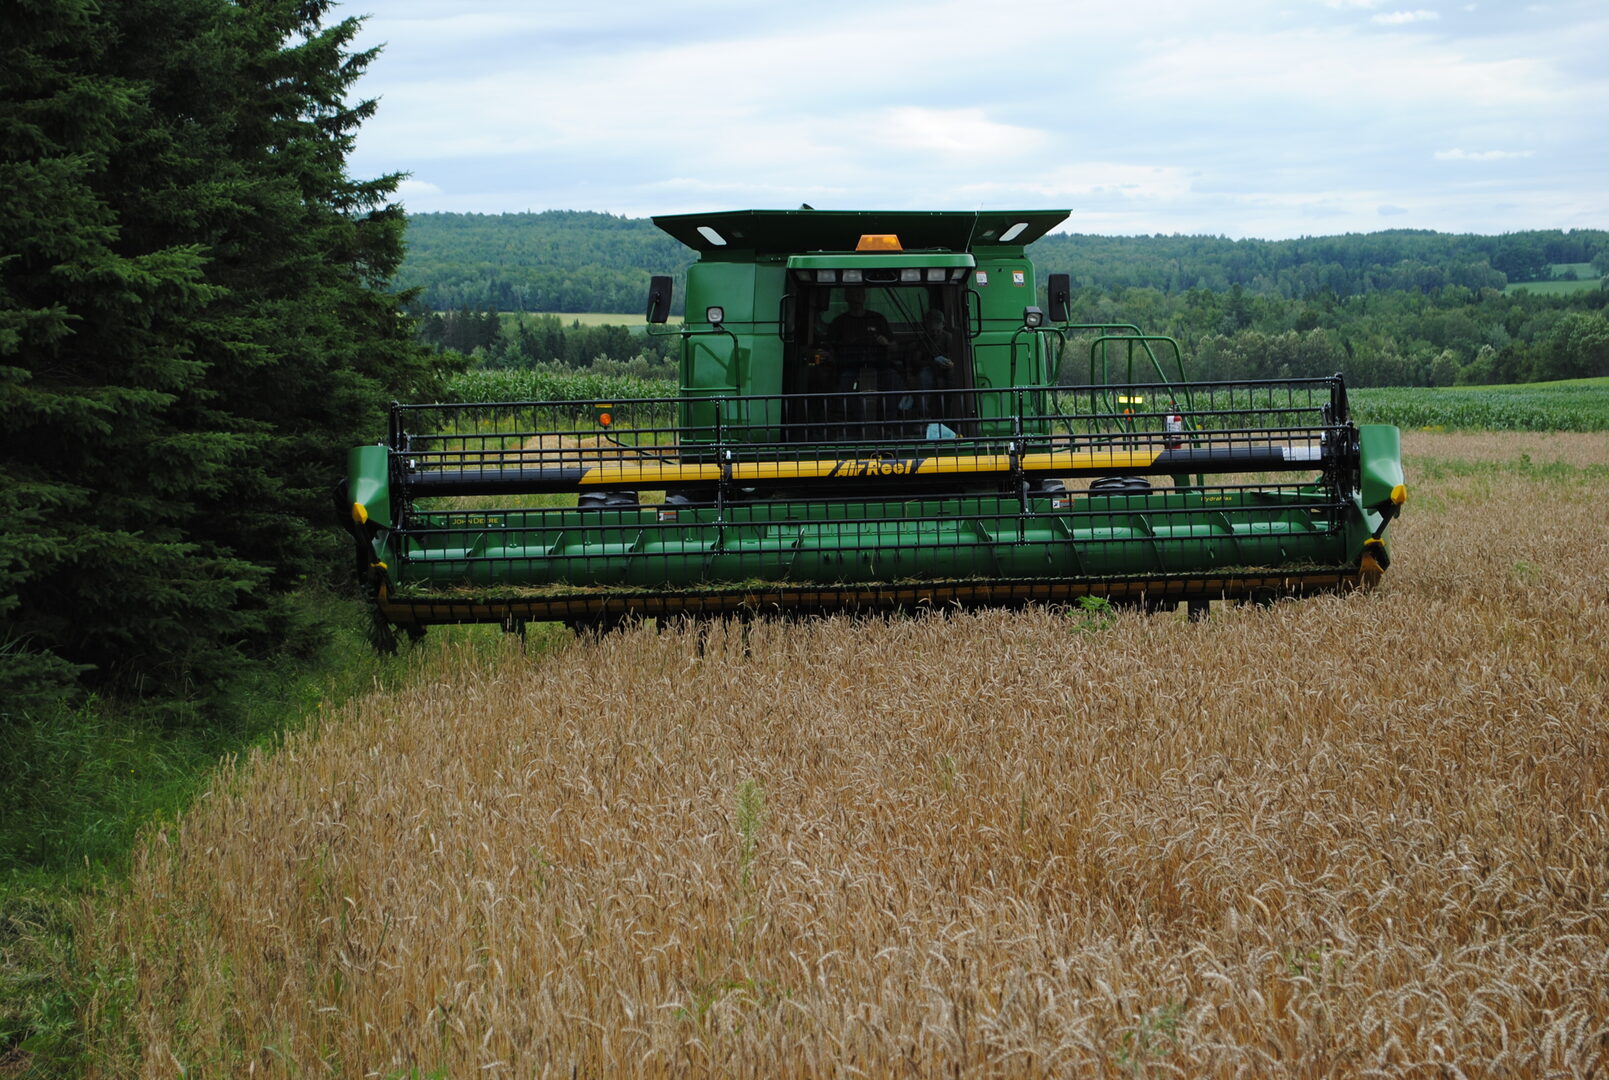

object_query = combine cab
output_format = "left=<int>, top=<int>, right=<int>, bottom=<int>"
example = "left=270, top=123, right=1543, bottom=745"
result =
left=343, top=209, right=1405, bottom=638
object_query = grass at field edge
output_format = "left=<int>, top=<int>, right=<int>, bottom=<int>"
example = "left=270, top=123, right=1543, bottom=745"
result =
left=0, top=592, right=561, bottom=1077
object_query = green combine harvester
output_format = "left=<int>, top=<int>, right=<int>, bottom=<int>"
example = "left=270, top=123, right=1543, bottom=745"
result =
left=342, top=209, right=1406, bottom=638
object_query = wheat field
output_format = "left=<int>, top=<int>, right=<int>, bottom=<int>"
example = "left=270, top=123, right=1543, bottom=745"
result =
left=85, top=433, right=1609, bottom=1077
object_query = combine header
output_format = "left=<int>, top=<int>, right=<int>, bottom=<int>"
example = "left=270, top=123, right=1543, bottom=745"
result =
left=343, top=210, right=1405, bottom=637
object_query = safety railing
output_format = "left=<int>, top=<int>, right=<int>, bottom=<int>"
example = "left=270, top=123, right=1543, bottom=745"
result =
left=388, top=377, right=1349, bottom=498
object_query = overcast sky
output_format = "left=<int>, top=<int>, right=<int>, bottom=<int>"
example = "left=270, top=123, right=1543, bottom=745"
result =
left=334, top=0, right=1608, bottom=240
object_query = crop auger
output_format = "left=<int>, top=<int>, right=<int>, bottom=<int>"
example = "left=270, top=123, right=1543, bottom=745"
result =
left=342, top=209, right=1405, bottom=642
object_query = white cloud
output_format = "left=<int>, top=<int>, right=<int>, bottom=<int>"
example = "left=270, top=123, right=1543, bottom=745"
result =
left=880, top=108, right=1046, bottom=158
left=960, top=163, right=1196, bottom=203
left=1372, top=9, right=1441, bottom=23
left=1129, top=26, right=1559, bottom=110
left=1434, top=148, right=1535, bottom=160
left=649, top=178, right=849, bottom=200
left=395, top=179, right=443, bottom=198
left=375, top=12, right=553, bottom=44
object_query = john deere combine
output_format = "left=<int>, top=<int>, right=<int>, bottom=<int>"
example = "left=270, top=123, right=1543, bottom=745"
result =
left=342, top=209, right=1405, bottom=636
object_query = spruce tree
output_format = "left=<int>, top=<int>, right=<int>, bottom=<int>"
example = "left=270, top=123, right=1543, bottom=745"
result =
left=1, top=0, right=443, bottom=713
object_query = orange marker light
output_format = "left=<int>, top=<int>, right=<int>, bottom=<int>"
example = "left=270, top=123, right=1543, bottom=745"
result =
left=855, top=234, right=902, bottom=252
left=598, top=411, right=613, bottom=427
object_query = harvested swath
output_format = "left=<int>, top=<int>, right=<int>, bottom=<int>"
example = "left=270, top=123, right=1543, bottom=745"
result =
left=86, top=441, right=1609, bottom=1078
left=1403, top=430, right=1608, bottom=467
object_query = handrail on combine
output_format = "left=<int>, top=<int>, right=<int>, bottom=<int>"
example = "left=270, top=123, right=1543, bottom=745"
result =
left=680, top=325, right=743, bottom=390
left=1049, top=322, right=1145, bottom=378
left=1084, top=335, right=1190, bottom=440
left=1087, top=334, right=1186, bottom=391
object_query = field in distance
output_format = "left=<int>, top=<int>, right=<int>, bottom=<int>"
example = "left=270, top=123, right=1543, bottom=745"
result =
left=1504, top=262, right=1605, bottom=296
left=83, top=430, right=1609, bottom=1077
left=497, top=311, right=677, bottom=330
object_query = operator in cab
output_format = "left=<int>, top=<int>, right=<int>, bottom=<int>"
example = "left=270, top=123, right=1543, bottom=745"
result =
left=828, top=285, right=892, bottom=395
left=900, top=307, right=957, bottom=420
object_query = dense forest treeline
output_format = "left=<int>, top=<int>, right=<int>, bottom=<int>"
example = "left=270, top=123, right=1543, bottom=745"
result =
left=395, top=210, right=691, bottom=313
left=399, top=212, right=1609, bottom=386
left=421, top=309, right=677, bottom=377
left=1031, top=228, right=1609, bottom=295
left=399, top=210, right=1609, bottom=313
left=1056, top=283, right=1609, bottom=386
left=423, top=285, right=1608, bottom=388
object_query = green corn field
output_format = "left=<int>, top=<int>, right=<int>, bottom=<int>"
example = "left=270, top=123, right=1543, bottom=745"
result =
left=444, top=370, right=1609, bottom=433
left=1350, top=378, right=1609, bottom=431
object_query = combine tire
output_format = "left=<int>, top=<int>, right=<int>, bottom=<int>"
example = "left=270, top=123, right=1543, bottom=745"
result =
left=578, top=490, right=641, bottom=509
left=1090, top=476, right=1153, bottom=493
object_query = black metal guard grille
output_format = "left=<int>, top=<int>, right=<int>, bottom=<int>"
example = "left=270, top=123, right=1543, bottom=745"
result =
left=387, top=377, right=1349, bottom=496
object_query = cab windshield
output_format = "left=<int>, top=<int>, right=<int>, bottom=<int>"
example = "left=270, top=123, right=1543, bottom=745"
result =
left=783, top=280, right=973, bottom=440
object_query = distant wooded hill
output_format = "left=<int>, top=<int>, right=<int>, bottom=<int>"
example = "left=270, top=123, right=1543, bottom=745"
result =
left=398, top=211, right=1609, bottom=387
left=396, top=210, right=1609, bottom=313
left=395, top=211, right=690, bottom=313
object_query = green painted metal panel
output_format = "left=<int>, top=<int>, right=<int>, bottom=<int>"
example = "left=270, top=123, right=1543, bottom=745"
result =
left=685, top=261, right=760, bottom=325
left=386, top=487, right=1355, bottom=594
left=347, top=444, right=391, bottom=528
left=1359, top=424, right=1405, bottom=507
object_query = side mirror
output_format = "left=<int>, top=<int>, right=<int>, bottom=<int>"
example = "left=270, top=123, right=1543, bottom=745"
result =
left=645, top=275, right=674, bottom=324
left=1046, top=273, right=1071, bottom=323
